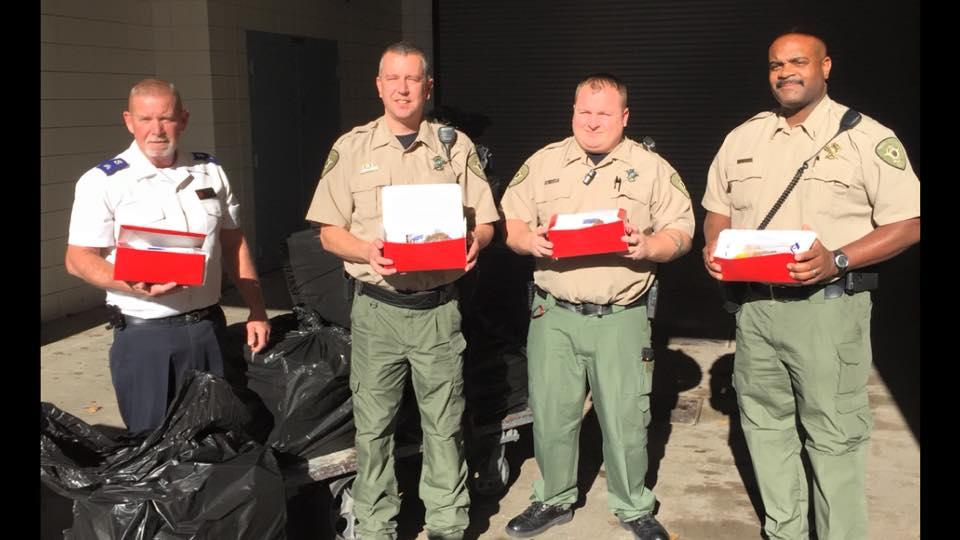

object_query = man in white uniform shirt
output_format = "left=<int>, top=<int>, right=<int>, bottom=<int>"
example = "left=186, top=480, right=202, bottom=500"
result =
left=65, top=78, right=270, bottom=436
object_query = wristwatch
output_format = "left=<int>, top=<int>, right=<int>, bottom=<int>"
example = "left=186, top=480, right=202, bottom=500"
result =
left=833, top=249, right=849, bottom=274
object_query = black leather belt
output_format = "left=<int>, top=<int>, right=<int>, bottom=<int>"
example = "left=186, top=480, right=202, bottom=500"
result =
left=355, top=281, right=456, bottom=310
left=121, top=305, right=217, bottom=328
left=535, top=286, right=646, bottom=316
left=746, top=282, right=845, bottom=301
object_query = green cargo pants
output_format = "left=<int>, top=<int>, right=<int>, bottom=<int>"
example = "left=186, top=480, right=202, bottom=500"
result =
left=349, top=293, right=470, bottom=540
left=527, top=290, right=657, bottom=521
left=735, top=287, right=873, bottom=540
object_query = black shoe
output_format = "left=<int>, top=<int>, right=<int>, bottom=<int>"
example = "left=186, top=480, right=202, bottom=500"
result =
left=622, top=514, right=669, bottom=540
left=504, top=502, right=573, bottom=538
left=426, top=533, right=463, bottom=540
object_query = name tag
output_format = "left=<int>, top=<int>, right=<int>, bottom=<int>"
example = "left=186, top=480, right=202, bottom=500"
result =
left=195, top=188, right=216, bottom=200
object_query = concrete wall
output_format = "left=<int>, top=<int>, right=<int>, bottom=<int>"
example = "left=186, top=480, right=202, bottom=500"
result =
left=41, top=0, right=431, bottom=322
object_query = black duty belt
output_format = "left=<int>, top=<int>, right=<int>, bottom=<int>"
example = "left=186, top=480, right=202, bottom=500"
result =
left=535, top=286, right=646, bottom=317
left=111, top=305, right=218, bottom=329
left=746, top=282, right=845, bottom=301
left=354, top=281, right=457, bottom=310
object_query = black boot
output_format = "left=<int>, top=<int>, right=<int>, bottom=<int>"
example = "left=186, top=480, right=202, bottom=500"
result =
left=621, top=514, right=669, bottom=540
left=504, top=502, right=573, bottom=538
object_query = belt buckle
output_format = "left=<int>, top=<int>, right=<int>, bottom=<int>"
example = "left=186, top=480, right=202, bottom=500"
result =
left=766, top=285, right=777, bottom=301
left=184, top=312, right=200, bottom=323
left=579, top=303, right=608, bottom=316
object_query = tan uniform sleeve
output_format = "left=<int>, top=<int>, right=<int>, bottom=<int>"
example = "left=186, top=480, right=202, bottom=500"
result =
left=500, top=158, right=538, bottom=228
left=702, top=138, right=733, bottom=217
left=305, top=140, right=352, bottom=227
left=859, top=130, right=921, bottom=225
left=650, top=156, right=696, bottom=237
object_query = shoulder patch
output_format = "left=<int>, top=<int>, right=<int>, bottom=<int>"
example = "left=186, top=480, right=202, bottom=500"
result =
left=321, top=149, right=340, bottom=179
left=875, top=137, right=906, bottom=170
left=509, top=163, right=529, bottom=188
left=467, top=152, right=487, bottom=181
left=670, top=172, right=690, bottom=198
left=96, top=158, right=129, bottom=176
left=192, top=152, right=218, bottom=163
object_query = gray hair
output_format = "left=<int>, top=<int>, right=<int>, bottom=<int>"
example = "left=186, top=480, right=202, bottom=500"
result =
left=378, top=41, right=431, bottom=77
left=129, top=78, right=184, bottom=113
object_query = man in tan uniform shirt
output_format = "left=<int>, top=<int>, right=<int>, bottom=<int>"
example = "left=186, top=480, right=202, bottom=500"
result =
left=702, top=32, right=920, bottom=540
left=501, top=73, right=694, bottom=540
left=305, top=42, right=499, bottom=540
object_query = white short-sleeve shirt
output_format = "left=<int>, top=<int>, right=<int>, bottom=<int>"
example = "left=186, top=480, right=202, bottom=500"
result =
left=68, top=142, right=241, bottom=318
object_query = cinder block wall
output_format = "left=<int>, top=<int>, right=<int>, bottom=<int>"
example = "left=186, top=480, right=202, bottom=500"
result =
left=41, top=0, right=430, bottom=322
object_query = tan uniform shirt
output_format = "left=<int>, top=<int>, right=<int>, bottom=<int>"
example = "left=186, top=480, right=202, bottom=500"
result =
left=501, top=136, right=695, bottom=305
left=702, top=95, right=920, bottom=250
left=306, top=116, right=499, bottom=291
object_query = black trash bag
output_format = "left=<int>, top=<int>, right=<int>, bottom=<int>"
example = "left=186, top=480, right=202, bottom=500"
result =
left=243, top=309, right=356, bottom=461
left=40, top=372, right=287, bottom=540
left=283, top=226, right=352, bottom=329
left=220, top=311, right=303, bottom=444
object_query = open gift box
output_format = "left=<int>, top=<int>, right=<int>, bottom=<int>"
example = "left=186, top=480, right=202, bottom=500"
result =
left=380, top=184, right=467, bottom=272
left=113, top=224, right=207, bottom=286
left=547, top=208, right=629, bottom=259
left=713, top=229, right=818, bottom=283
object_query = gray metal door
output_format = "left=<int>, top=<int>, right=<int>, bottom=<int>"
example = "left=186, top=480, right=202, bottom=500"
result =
left=247, top=31, right=340, bottom=271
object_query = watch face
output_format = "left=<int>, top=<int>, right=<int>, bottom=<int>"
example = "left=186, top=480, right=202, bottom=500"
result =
left=835, top=252, right=849, bottom=268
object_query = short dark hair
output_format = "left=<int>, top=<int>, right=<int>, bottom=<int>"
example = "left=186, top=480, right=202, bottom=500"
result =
left=770, top=27, right=829, bottom=56
left=575, top=73, right=627, bottom=108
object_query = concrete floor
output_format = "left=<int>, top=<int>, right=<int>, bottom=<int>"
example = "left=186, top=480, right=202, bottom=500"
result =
left=40, top=270, right=920, bottom=539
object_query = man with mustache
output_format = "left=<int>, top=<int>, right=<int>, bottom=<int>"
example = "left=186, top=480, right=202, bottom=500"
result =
left=500, top=73, right=693, bottom=540
left=65, top=78, right=270, bottom=437
left=306, top=41, right=498, bottom=540
left=701, top=31, right=920, bottom=539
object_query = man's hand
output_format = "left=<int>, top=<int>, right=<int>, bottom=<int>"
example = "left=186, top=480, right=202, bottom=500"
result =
left=465, top=229, right=481, bottom=271
left=787, top=238, right=836, bottom=285
left=367, top=238, right=397, bottom=276
left=702, top=240, right=723, bottom=280
left=621, top=221, right=651, bottom=261
left=246, top=317, right=271, bottom=354
left=127, top=281, right=181, bottom=297
left=528, top=225, right=554, bottom=258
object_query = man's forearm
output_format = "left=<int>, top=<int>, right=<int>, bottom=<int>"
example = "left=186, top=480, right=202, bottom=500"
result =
left=319, top=224, right=372, bottom=264
left=474, top=222, right=495, bottom=250
left=703, top=211, right=732, bottom=246
left=220, top=228, right=268, bottom=319
left=841, top=217, right=920, bottom=270
left=65, top=244, right=137, bottom=294
left=646, top=229, right=692, bottom=263
left=504, top=219, right=536, bottom=256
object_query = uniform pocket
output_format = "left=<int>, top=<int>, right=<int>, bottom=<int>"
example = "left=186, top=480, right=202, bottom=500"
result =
left=535, top=180, right=573, bottom=226
left=835, top=336, right=870, bottom=395
left=611, top=181, right=652, bottom=228
left=802, top=158, right=859, bottom=220
left=351, top=173, right=390, bottom=220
